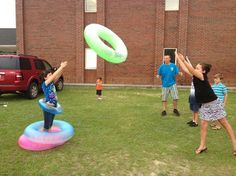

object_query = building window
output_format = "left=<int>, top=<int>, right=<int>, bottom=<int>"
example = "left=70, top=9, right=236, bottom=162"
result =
left=85, top=0, right=97, bottom=12
left=163, top=48, right=177, bottom=64
left=85, top=48, right=97, bottom=70
left=165, top=0, right=179, bottom=11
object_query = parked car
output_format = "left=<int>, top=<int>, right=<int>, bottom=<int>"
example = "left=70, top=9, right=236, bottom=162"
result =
left=0, top=54, right=64, bottom=99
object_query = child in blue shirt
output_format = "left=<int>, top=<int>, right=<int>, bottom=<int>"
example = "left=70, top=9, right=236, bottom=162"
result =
left=187, top=82, right=201, bottom=127
left=41, top=61, right=67, bottom=131
left=211, top=73, right=228, bottom=130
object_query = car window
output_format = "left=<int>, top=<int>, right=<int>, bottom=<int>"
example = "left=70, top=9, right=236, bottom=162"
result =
left=0, top=57, right=19, bottom=69
left=20, top=58, right=32, bottom=70
left=34, top=60, right=45, bottom=70
left=43, top=60, right=52, bottom=70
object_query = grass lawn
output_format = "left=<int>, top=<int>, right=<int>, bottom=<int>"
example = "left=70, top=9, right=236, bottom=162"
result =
left=0, top=87, right=236, bottom=176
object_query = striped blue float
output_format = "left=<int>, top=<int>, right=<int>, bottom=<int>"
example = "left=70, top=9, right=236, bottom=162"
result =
left=38, top=98, right=63, bottom=115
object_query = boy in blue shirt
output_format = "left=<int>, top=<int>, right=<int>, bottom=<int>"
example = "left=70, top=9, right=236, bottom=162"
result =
left=157, top=54, right=182, bottom=116
left=211, top=73, right=228, bottom=130
left=41, top=61, right=67, bottom=131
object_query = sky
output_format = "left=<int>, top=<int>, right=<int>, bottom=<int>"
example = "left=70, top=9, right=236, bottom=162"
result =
left=0, top=0, right=16, bottom=28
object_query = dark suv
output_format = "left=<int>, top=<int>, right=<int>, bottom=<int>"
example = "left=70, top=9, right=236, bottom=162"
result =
left=0, top=54, right=64, bottom=99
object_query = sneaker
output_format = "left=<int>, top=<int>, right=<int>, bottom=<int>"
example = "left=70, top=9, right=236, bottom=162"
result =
left=161, top=110, right=167, bottom=116
left=189, top=122, right=198, bottom=127
left=173, top=109, right=180, bottom=116
left=187, top=120, right=194, bottom=125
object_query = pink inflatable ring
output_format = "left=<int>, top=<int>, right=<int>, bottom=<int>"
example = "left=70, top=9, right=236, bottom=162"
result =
left=18, top=120, right=74, bottom=151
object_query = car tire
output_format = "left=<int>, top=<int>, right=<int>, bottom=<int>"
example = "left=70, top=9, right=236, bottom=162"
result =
left=26, top=82, right=39, bottom=99
left=56, top=78, right=64, bottom=91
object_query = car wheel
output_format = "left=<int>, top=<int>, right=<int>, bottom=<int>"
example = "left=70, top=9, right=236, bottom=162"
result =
left=26, top=82, right=39, bottom=99
left=56, top=78, right=64, bottom=91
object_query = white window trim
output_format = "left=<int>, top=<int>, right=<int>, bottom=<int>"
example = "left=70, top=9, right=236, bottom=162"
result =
left=85, top=0, right=97, bottom=13
left=85, top=48, right=97, bottom=70
left=165, top=0, right=179, bottom=11
left=163, top=48, right=177, bottom=64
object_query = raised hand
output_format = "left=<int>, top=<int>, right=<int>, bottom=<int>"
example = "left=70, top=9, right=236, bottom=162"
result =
left=60, top=61, right=68, bottom=68
left=178, top=53, right=185, bottom=61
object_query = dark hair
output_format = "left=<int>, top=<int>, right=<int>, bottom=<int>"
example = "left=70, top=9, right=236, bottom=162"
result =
left=41, top=69, right=53, bottom=80
left=200, top=63, right=212, bottom=74
left=98, top=77, right=102, bottom=80
left=164, top=54, right=171, bottom=58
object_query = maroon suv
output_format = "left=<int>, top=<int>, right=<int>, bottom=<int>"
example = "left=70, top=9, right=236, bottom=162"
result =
left=0, top=54, right=64, bottom=99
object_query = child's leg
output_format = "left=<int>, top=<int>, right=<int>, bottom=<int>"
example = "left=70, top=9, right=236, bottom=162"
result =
left=43, top=111, right=54, bottom=130
left=196, top=120, right=208, bottom=153
left=49, top=114, right=55, bottom=128
left=193, top=112, right=198, bottom=124
left=43, top=111, right=51, bottom=130
left=218, top=118, right=236, bottom=151
left=215, top=120, right=221, bottom=127
left=98, top=90, right=102, bottom=99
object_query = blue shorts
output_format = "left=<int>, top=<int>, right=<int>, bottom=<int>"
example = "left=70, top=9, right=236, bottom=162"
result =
left=189, top=95, right=200, bottom=112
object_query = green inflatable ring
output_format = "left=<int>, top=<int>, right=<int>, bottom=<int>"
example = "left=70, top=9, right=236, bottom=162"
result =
left=84, top=23, right=128, bottom=64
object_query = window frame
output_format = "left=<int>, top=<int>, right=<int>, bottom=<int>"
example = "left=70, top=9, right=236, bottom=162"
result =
left=85, top=48, right=97, bottom=70
left=163, top=48, right=177, bottom=64
left=85, top=0, right=97, bottom=13
left=165, top=0, right=179, bottom=11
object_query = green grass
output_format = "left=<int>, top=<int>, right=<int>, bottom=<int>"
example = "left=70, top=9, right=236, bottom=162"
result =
left=1, top=87, right=236, bottom=176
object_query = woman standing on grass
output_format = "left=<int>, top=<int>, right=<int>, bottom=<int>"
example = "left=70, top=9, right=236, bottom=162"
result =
left=176, top=53, right=236, bottom=156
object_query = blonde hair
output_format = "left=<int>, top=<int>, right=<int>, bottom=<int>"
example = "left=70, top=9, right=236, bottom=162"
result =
left=214, top=73, right=223, bottom=80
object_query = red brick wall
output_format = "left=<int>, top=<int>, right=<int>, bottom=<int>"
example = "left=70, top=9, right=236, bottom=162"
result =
left=104, top=0, right=156, bottom=84
left=187, top=0, right=236, bottom=86
left=16, top=0, right=236, bottom=86
left=164, top=12, right=178, bottom=48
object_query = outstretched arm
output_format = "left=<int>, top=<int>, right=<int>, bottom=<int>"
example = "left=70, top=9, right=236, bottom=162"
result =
left=177, top=53, right=204, bottom=80
left=176, top=52, right=192, bottom=76
left=45, top=61, right=67, bottom=86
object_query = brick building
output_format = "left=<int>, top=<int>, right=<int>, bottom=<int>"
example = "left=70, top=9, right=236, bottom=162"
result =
left=16, top=0, right=236, bottom=86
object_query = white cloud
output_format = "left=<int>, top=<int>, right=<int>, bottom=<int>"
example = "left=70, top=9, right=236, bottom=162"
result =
left=0, top=0, right=16, bottom=28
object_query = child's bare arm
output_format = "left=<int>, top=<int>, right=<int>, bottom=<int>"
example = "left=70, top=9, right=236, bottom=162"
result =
left=224, top=93, right=228, bottom=107
left=54, top=67, right=64, bottom=83
left=45, top=61, right=67, bottom=86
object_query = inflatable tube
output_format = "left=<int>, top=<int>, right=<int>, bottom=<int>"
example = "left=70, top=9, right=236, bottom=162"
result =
left=18, top=135, right=64, bottom=151
left=24, top=120, right=74, bottom=145
left=84, top=23, right=128, bottom=64
left=38, top=98, right=63, bottom=115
